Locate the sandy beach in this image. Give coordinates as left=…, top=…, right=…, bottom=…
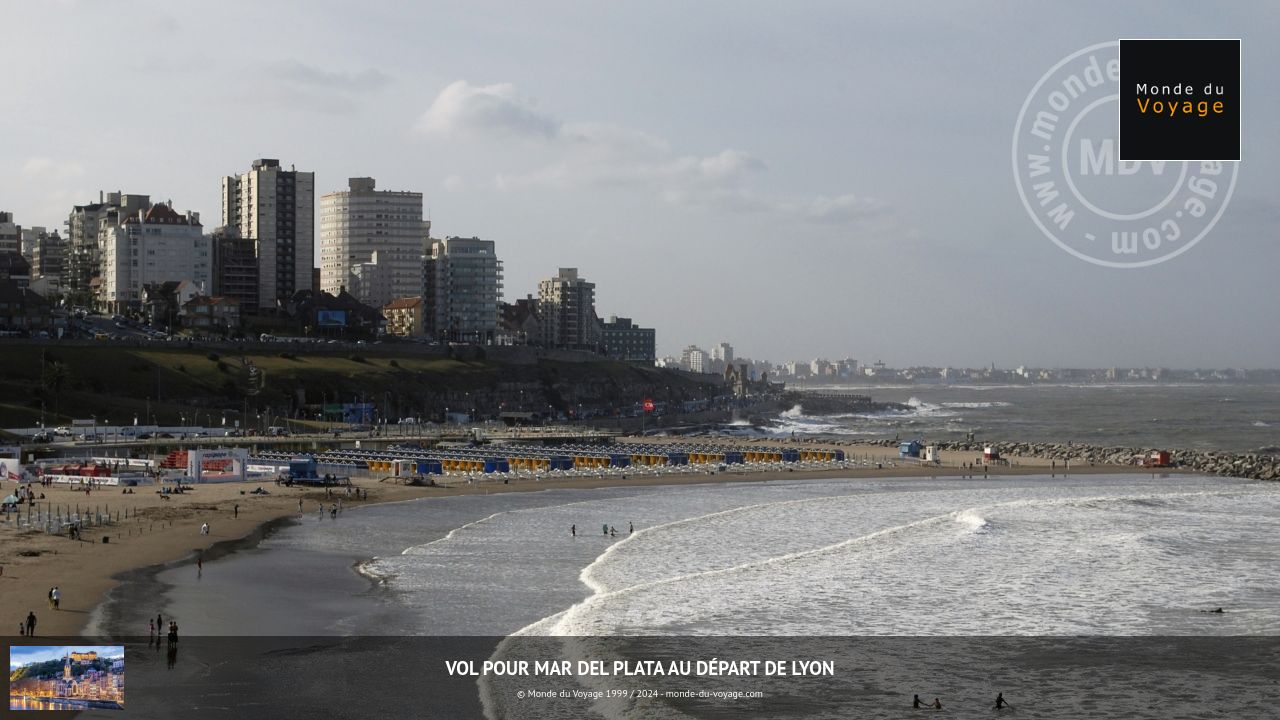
left=0, top=437, right=1170, bottom=637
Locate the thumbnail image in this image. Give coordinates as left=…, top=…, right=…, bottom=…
left=9, top=646, right=124, bottom=711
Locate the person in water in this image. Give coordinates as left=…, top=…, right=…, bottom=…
left=912, top=694, right=924, bottom=708
left=995, top=692, right=1010, bottom=709
left=929, top=698, right=942, bottom=709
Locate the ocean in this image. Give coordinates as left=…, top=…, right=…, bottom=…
left=756, top=383, right=1280, bottom=452
left=101, top=473, right=1280, bottom=638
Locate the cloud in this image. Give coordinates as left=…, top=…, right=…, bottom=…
left=420, top=79, right=889, bottom=227
left=416, top=80, right=560, bottom=139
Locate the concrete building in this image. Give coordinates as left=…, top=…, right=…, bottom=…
left=711, top=342, right=734, bottom=364
left=99, top=203, right=211, bottom=313
left=600, top=316, right=656, bottom=362
left=23, top=227, right=65, bottom=283
left=537, top=267, right=598, bottom=350
left=423, top=236, right=502, bottom=343
left=320, top=177, right=426, bottom=309
left=210, top=226, right=260, bottom=312
left=221, top=159, right=314, bottom=312
left=66, top=192, right=152, bottom=297
left=382, top=295, right=425, bottom=337
left=0, top=211, right=20, bottom=254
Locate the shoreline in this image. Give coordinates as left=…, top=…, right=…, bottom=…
left=1, top=438, right=1195, bottom=638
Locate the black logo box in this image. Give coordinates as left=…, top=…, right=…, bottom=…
left=1119, top=38, right=1241, bottom=161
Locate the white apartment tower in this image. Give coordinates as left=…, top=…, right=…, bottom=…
left=221, top=159, right=315, bottom=311
left=99, top=203, right=211, bottom=313
left=319, top=177, right=427, bottom=309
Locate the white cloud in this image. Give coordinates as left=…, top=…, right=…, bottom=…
left=420, top=79, right=888, bottom=228
left=417, top=80, right=560, bottom=139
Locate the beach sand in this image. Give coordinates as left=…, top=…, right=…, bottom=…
left=0, top=437, right=1169, bottom=637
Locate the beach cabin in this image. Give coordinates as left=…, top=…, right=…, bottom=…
left=1148, top=450, right=1171, bottom=468
left=983, top=446, right=1000, bottom=462
left=899, top=440, right=923, bottom=459
left=923, top=445, right=941, bottom=463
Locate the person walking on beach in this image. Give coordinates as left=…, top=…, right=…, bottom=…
left=149, top=618, right=155, bottom=637
left=298, top=499, right=303, bottom=513
left=200, top=522, right=209, bottom=535
left=197, top=556, right=203, bottom=573
left=18, top=622, right=24, bottom=636
left=51, top=586, right=60, bottom=610
left=234, top=504, right=239, bottom=518
left=25, top=611, right=35, bottom=637
left=47, top=587, right=54, bottom=609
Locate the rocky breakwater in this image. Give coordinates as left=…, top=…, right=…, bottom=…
left=865, top=439, right=1280, bottom=481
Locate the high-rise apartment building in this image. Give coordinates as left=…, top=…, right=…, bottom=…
left=99, top=203, right=211, bottom=313
left=537, top=267, right=598, bottom=350
left=319, top=177, right=426, bottom=309
left=423, top=236, right=503, bottom=343
left=210, top=226, right=260, bottom=311
left=66, top=192, right=152, bottom=297
left=221, top=159, right=314, bottom=312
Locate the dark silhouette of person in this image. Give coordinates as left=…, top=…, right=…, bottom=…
left=913, top=694, right=924, bottom=708
left=25, top=611, right=36, bottom=637
left=995, top=692, right=1010, bottom=709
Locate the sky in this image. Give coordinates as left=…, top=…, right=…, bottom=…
left=2, top=1, right=1277, bottom=368
left=10, top=646, right=123, bottom=670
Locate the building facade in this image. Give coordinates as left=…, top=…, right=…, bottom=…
left=600, top=316, right=656, bottom=362
left=382, top=295, right=425, bottom=337
left=423, top=236, right=502, bottom=343
left=320, top=177, right=426, bottom=309
left=221, top=159, right=314, bottom=312
left=99, top=204, right=211, bottom=313
left=537, top=267, right=598, bottom=350
left=66, top=192, right=152, bottom=297
left=210, top=226, right=260, bottom=312
left=0, top=211, right=19, bottom=254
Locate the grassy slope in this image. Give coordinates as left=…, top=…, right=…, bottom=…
left=0, top=344, right=705, bottom=427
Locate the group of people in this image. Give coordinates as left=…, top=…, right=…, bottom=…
left=46, top=586, right=61, bottom=610
left=150, top=614, right=180, bottom=644
left=913, top=692, right=1011, bottom=710
left=569, top=522, right=635, bottom=538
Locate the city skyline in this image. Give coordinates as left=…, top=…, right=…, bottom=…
left=2, top=1, right=1278, bottom=367
left=9, top=646, right=123, bottom=670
